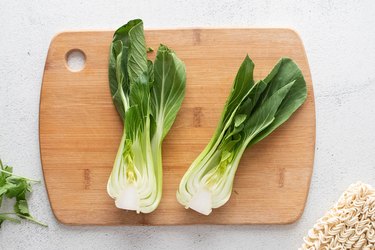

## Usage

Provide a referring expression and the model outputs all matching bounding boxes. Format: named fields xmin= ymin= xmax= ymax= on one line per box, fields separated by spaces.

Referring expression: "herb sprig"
xmin=0 ymin=159 xmax=47 ymax=227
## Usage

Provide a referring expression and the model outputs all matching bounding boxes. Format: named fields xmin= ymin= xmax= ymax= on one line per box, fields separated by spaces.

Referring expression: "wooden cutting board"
xmin=40 ymin=29 xmax=315 ymax=225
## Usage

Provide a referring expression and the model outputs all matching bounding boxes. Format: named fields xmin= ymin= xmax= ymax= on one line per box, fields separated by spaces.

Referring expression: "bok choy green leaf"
xmin=177 ymin=56 xmax=307 ymax=215
xmin=107 ymin=19 xmax=186 ymax=213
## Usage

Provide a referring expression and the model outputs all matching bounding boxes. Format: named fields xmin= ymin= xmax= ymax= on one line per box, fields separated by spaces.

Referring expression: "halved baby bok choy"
xmin=177 ymin=56 xmax=307 ymax=215
xmin=107 ymin=19 xmax=186 ymax=213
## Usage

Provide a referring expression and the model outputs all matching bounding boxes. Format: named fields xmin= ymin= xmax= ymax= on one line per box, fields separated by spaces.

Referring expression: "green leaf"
xmin=224 ymin=123 xmax=244 ymax=141
xmin=217 ymin=56 xmax=255 ymax=135
xmin=151 ymin=44 xmax=186 ymax=140
xmin=0 ymin=182 xmax=14 ymax=195
xmin=109 ymin=40 xmax=126 ymax=120
xmin=14 ymin=199 xmax=30 ymax=215
xmin=125 ymin=75 xmax=152 ymax=140
xmin=127 ymin=22 xmax=148 ymax=84
xmin=5 ymin=178 xmax=29 ymax=200
xmin=234 ymin=114 xmax=247 ymax=127
xmin=249 ymin=58 xmax=307 ymax=145
xmin=0 ymin=214 xmax=21 ymax=227
xmin=112 ymin=19 xmax=145 ymax=84
xmin=0 ymin=162 xmax=13 ymax=187
xmin=243 ymin=81 xmax=295 ymax=140
xmin=243 ymin=80 xmax=267 ymax=115
xmin=220 ymin=136 xmax=241 ymax=154
xmin=109 ymin=19 xmax=148 ymax=120
xmin=147 ymin=60 xmax=154 ymax=84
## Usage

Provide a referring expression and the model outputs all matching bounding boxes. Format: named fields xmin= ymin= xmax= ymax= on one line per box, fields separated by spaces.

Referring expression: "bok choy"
xmin=107 ymin=19 xmax=186 ymax=213
xmin=177 ymin=56 xmax=307 ymax=215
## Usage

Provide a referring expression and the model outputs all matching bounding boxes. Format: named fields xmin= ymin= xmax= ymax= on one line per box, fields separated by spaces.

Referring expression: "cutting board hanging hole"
xmin=65 ymin=49 xmax=86 ymax=72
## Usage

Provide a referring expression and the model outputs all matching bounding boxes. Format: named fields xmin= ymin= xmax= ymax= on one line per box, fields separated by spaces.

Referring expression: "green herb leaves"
xmin=177 ymin=56 xmax=307 ymax=215
xmin=0 ymin=159 xmax=47 ymax=227
xmin=107 ymin=19 xmax=186 ymax=213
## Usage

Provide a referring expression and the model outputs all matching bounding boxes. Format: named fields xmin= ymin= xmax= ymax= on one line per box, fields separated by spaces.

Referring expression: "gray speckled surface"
xmin=1 ymin=0 xmax=375 ymax=249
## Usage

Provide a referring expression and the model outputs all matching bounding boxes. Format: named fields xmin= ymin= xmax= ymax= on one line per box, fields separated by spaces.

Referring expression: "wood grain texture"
xmin=39 ymin=29 xmax=315 ymax=225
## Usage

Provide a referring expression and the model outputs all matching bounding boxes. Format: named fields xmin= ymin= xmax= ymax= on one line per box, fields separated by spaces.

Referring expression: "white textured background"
xmin=1 ymin=0 xmax=375 ymax=249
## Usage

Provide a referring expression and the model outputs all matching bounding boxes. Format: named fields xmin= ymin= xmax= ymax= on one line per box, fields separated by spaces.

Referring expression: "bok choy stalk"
xmin=177 ymin=56 xmax=307 ymax=215
xmin=107 ymin=19 xmax=186 ymax=213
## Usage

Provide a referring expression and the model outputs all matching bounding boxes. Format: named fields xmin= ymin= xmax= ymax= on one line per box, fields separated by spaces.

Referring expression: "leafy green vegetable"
xmin=0 ymin=159 xmax=47 ymax=227
xmin=177 ymin=56 xmax=307 ymax=215
xmin=0 ymin=214 xmax=21 ymax=225
xmin=107 ymin=19 xmax=186 ymax=213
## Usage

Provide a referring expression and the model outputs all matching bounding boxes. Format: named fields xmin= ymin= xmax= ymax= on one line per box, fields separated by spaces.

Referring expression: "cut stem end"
xmin=115 ymin=185 xmax=140 ymax=213
xmin=187 ymin=187 xmax=213 ymax=215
